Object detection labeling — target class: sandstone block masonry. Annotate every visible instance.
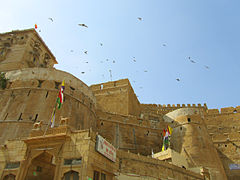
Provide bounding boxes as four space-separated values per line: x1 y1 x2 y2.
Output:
0 29 239 180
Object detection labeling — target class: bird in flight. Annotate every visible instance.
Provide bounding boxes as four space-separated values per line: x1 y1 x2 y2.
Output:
78 24 88 28
106 59 109 61
84 51 88 54
138 17 142 21
100 43 103 46
204 65 210 69
188 57 196 63
133 57 136 62
163 44 167 47
144 70 148 72
176 78 180 81
85 62 88 63
81 72 85 74
113 60 115 63
48 18 53 22
70 50 74 52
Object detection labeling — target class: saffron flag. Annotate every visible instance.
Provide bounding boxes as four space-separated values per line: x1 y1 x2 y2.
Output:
167 125 172 135
34 24 38 29
56 81 65 109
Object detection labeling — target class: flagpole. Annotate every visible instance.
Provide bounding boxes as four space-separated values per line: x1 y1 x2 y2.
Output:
43 102 57 137
43 80 65 137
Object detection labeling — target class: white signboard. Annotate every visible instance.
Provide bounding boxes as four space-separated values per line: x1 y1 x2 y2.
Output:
229 164 240 170
96 135 116 162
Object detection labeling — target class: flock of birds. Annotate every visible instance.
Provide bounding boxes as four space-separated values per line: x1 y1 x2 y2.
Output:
42 17 211 89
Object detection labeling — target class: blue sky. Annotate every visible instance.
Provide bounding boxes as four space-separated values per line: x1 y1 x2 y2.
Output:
1 0 240 109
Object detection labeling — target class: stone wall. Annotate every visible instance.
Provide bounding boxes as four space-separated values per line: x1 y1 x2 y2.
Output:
0 29 57 72
91 79 140 116
164 108 227 180
0 68 97 144
204 107 240 180
118 150 205 180
96 110 167 156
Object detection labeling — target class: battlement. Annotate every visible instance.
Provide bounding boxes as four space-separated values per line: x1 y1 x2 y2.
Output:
206 106 240 115
141 103 207 109
90 79 130 91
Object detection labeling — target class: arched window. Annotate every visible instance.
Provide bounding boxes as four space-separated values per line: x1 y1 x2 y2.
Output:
3 174 16 180
63 171 79 180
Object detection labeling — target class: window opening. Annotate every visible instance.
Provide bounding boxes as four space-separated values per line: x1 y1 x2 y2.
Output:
18 113 22 121
38 80 44 88
27 90 31 96
5 162 20 169
187 118 191 122
4 113 8 120
93 171 100 180
101 173 106 180
36 166 42 172
55 82 61 89
46 91 49 98
34 114 38 122
64 158 82 165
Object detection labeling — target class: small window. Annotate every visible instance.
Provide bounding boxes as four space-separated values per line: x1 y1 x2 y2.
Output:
93 171 100 180
64 158 82 165
187 118 191 122
101 173 106 180
180 127 182 130
146 130 149 136
55 82 61 89
46 91 49 98
34 114 38 122
18 113 22 121
36 166 42 172
38 80 44 88
4 113 8 120
27 90 31 96
70 86 75 91
5 162 20 169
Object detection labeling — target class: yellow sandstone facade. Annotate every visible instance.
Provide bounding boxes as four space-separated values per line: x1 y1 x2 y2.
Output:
0 29 239 180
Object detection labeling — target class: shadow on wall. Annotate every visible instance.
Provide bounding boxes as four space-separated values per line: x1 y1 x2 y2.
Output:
216 149 240 180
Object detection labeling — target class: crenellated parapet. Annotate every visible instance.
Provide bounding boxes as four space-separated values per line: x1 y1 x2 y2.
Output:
140 103 207 116
205 106 240 116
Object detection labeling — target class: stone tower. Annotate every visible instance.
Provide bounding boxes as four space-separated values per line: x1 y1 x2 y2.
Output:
0 29 97 144
0 29 57 72
163 108 227 180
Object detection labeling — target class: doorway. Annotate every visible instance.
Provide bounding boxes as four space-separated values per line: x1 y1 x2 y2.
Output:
25 151 56 180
